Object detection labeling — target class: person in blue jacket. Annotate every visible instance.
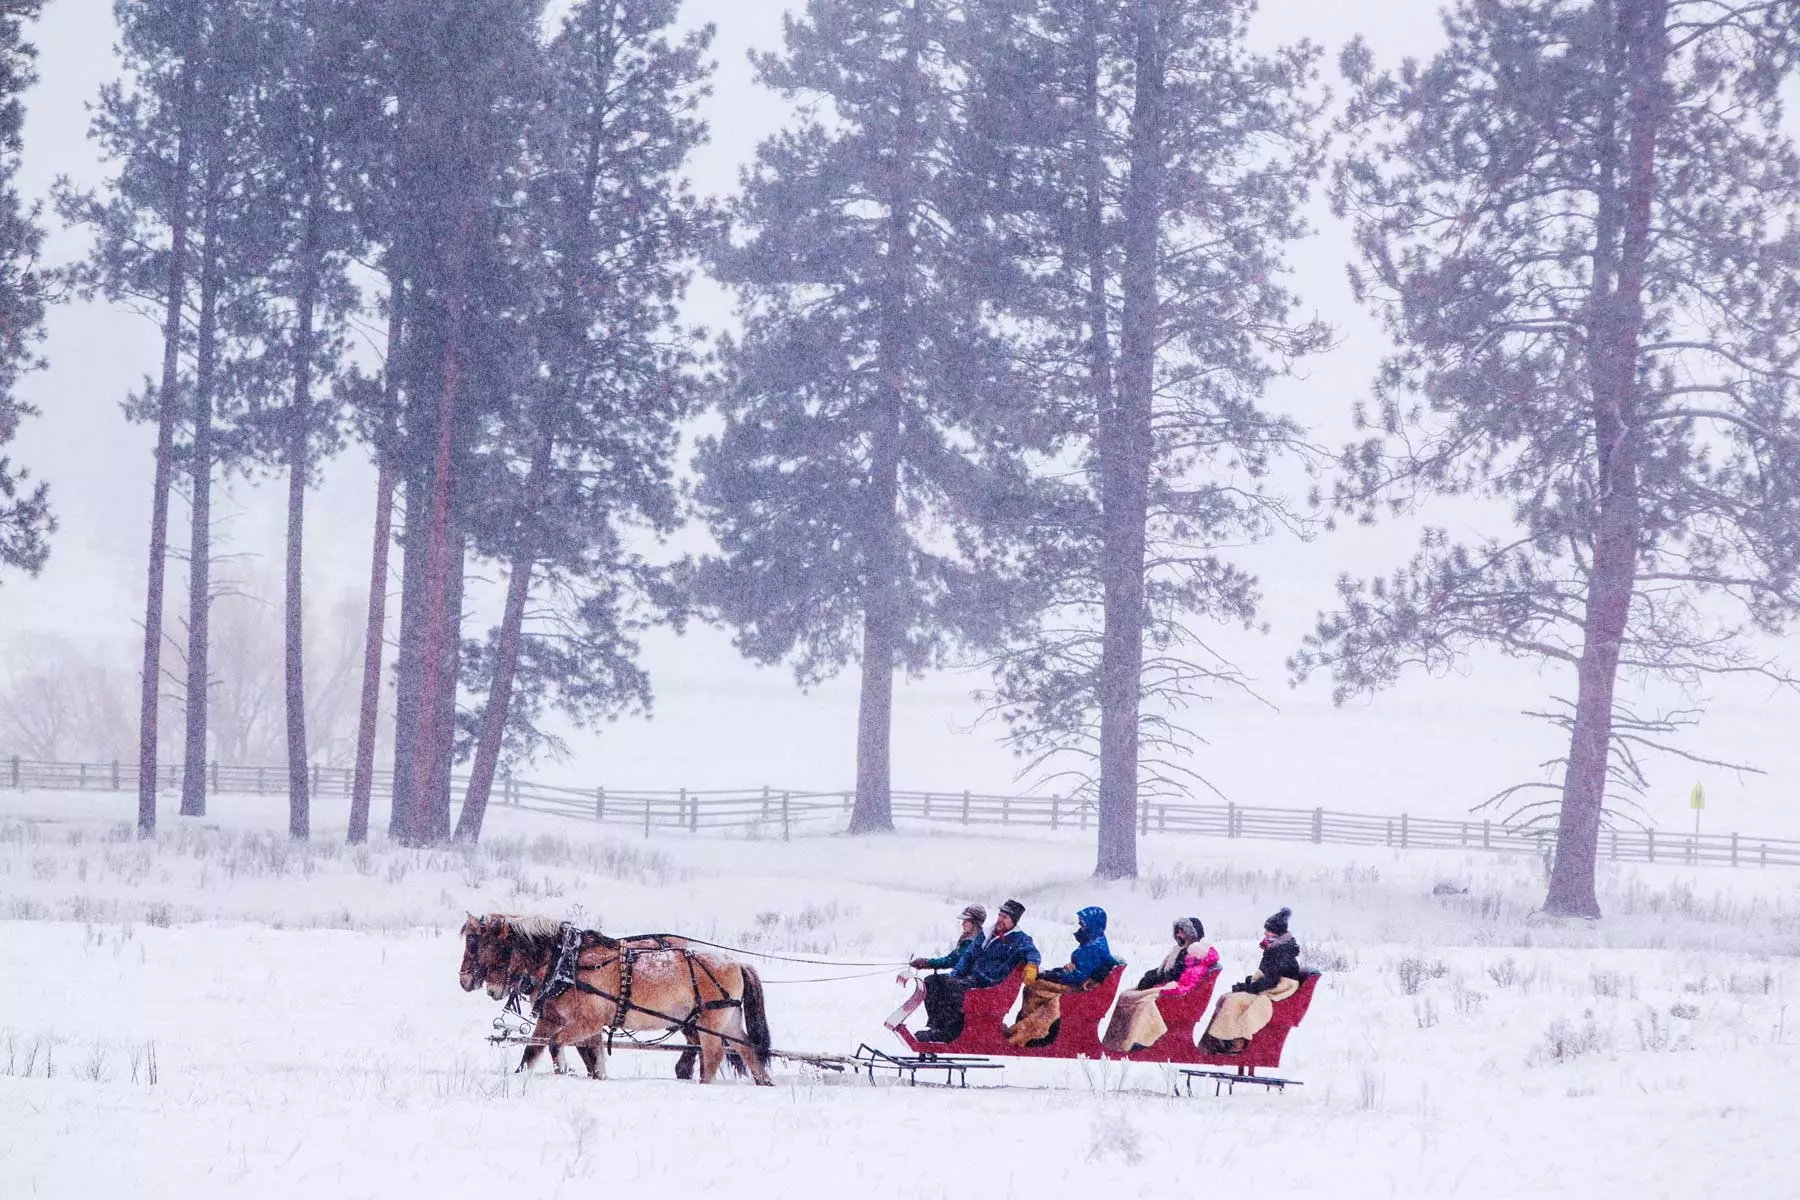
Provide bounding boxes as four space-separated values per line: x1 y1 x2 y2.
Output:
1037 906 1114 987
1004 906 1118 1046
917 898 1040 1042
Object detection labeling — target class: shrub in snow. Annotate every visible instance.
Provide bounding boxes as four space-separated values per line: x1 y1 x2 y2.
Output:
1668 1001 1700 1020
1535 1014 1610 1064
1395 955 1448 995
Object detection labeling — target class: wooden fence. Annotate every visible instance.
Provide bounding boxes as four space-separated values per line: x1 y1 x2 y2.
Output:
5 753 1797 870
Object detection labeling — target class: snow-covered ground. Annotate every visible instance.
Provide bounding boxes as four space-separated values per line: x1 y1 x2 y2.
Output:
2 789 1795 1198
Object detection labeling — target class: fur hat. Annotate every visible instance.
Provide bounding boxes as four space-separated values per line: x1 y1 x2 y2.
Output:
960 904 987 926
1263 906 1292 936
998 898 1026 923
1174 916 1204 942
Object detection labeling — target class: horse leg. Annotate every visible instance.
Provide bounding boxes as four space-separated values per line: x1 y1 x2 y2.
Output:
696 1018 727 1084
516 1044 545 1073
576 1046 601 1078
719 1006 773 1086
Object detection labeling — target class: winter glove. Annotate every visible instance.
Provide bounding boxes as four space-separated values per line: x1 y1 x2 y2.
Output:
1022 964 1038 985
909 958 929 970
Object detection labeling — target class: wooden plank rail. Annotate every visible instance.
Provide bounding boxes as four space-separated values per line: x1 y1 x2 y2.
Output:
6 752 1800 870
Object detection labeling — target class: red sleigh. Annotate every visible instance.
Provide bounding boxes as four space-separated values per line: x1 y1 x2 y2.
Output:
869 962 1315 1091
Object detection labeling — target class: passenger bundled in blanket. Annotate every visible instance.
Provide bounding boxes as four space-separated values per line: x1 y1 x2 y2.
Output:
1101 916 1219 1054
1004 906 1118 1047
1200 906 1303 1054
916 899 1040 1043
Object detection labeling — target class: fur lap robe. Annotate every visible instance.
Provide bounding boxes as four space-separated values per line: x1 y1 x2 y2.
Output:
1004 978 1083 1047
1205 975 1300 1043
1101 986 1168 1054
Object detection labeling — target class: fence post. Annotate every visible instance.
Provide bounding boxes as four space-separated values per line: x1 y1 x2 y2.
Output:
1483 820 1490 850
761 785 771 822
1647 829 1655 863
1158 805 1166 832
1002 794 1010 826
112 760 121 791
1400 812 1409 850
683 787 695 833
311 763 321 797
1611 830 1618 861
1050 795 1060 831
78 762 87 789
1312 807 1323 844
1385 819 1392 848
1080 800 1088 832
209 761 219 793
923 792 932 821
8 755 16 788
781 791 791 842
1139 798 1149 836
644 793 653 838
1731 832 1739 868
595 787 606 822
961 790 970 826
1760 843 1767 868
257 767 265 794
1227 802 1237 839
843 790 851 814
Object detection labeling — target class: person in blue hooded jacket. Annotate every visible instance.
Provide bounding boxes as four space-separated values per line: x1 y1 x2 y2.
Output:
1038 906 1114 987
1005 906 1119 1046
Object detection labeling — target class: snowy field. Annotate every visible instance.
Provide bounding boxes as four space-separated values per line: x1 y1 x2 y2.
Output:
2 790 1796 1198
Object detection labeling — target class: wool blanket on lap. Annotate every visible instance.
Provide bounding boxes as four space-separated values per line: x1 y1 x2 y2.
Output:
1102 987 1168 1053
1205 974 1300 1043
1005 978 1081 1046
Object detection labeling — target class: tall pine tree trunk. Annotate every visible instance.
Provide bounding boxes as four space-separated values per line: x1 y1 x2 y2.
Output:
350 287 402 845
180 178 223 819
1545 0 1665 917
454 435 550 843
138 32 201 838
389 475 426 840
409 210 468 845
422 519 464 841
1095 0 1164 880
850 0 926 836
284 150 324 841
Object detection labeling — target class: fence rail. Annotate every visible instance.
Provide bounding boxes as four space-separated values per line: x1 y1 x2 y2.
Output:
6 753 1797 871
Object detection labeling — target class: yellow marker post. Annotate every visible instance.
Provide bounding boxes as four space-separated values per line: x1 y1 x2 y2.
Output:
1690 783 1705 837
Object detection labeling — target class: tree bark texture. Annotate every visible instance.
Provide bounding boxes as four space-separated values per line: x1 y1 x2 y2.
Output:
1094 0 1164 880
349 288 402 845
285 147 324 841
138 32 201 838
388 476 425 842
179 169 223 819
1545 0 1666 918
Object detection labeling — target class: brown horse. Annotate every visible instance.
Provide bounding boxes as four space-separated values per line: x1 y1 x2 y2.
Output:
462 915 773 1084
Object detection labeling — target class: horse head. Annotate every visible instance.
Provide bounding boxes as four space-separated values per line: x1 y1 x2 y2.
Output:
458 913 489 992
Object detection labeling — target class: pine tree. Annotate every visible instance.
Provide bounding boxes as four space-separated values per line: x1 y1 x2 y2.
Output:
236 0 373 839
452 0 712 842
1300 0 1800 916
967 0 1328 877
378 0 546 844
58 0 212 837
0 0 52 579
694 0 1049 833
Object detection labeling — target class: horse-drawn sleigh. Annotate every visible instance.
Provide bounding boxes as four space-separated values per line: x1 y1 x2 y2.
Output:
459 911 1320 1094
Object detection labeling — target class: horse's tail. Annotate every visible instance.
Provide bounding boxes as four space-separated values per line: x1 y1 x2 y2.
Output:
741 963 773 1061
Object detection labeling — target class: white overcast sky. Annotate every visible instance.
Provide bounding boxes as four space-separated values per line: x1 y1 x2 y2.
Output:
8 0 1800 837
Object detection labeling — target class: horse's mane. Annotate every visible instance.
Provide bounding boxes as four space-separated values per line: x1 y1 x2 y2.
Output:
487 913 567 947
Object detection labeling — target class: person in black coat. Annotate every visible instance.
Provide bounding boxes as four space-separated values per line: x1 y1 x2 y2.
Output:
1232 906 1302 995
